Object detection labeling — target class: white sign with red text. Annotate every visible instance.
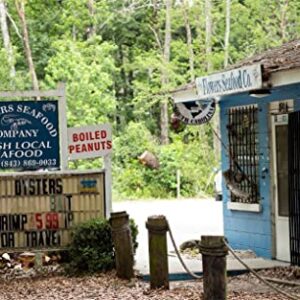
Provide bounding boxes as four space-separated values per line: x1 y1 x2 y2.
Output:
67 124 112 160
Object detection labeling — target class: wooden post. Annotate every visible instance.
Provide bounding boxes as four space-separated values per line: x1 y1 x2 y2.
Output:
110 211 134 280
199 236 228 300
146 215 169 289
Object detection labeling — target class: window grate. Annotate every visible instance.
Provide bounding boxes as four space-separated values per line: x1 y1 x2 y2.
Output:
227 106 259 204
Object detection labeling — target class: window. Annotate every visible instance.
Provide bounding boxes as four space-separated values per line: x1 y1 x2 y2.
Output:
227 105 259 204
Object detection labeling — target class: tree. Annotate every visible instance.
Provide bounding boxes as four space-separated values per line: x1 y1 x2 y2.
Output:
205 0 212 72
160 0 172 145
0 0 15 79
87 0 96 39
182 0 195 81
224 0 231 68
15 0 39 90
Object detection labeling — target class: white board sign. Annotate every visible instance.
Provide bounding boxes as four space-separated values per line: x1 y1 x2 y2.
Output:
67 124 112 160
195 64 262 99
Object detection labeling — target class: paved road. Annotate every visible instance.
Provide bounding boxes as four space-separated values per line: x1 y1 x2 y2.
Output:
113 198 223 272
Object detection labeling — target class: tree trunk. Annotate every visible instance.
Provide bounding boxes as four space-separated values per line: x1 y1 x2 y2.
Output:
87 0 96 39
279 0 288 42
205 0 212 73
160 0 172 145
224 0 230 68
15 0 39 91
0 0 15 78
182 0 195 81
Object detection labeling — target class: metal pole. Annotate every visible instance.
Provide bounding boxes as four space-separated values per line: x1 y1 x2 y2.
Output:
199 235 228 300
146 215 169 289
104 154 112 218
176 169 181 199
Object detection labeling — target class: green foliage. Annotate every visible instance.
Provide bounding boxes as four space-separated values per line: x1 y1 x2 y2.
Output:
67 218 114 273
66 217 138 274
44 37 117 127
1 0 299 199
113 122 216 199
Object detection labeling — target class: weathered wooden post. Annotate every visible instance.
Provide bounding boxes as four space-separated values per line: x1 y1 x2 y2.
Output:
146 215 169 289
110 211 134 279
199 235 228 300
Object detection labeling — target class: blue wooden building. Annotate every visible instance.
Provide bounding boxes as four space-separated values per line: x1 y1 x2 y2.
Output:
172 40 300 264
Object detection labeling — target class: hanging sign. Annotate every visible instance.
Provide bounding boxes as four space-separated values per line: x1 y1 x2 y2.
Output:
68 124 112 160
174 100 216 125
195 64 262 99
0 100 60 170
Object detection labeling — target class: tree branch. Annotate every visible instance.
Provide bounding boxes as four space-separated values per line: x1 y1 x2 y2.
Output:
5 10 22 40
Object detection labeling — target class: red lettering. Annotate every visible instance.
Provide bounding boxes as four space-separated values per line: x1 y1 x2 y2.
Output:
35 213 43 229
69 145 75 154
101 130 107 138
95 131 100 139
79 132 85 141
107 141 112 149
75 144 81 153
45 213 59 229
81 144 87 152
73 133 78 142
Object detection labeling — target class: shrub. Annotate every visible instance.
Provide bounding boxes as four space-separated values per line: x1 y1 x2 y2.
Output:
66 217 138 274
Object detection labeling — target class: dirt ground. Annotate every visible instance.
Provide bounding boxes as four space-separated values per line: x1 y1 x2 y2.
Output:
0 267 299 300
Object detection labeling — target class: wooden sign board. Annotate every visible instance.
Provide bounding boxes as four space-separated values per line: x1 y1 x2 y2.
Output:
0 170 105 251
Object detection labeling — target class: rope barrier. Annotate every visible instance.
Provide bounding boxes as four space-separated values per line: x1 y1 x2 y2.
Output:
167 220 300 299
167 221 202 279
223 239 300 300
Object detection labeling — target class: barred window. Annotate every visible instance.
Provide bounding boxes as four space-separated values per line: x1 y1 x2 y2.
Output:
227 105 259 204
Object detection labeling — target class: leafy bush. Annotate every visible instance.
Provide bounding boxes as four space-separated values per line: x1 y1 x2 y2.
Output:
66 217 138 274
113 124 217 199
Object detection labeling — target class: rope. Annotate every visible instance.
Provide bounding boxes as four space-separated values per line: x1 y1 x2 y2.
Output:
167 220 300 299
166 221 202 279
224 239 300 300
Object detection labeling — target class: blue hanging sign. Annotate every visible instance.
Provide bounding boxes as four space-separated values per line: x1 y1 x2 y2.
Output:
0 100 60 170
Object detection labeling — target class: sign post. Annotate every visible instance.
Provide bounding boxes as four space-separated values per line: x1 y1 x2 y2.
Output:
104 154 112 217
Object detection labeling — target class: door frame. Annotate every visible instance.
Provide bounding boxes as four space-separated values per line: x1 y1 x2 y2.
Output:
271 113 290 261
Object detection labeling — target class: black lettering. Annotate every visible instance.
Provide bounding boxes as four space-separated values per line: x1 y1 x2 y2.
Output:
25 231 31 246
53 231 60 246
42 179 48 195
38 231 45 246
25 230 61 247
36 179 41 194
1 232 7 247
22 180 27 195
11 214 21 230
15 180 21 196
21 214 27 230
2 215 7 231
31 231 37 247
65 194 72 210
56 179 63 194
29 179 35 195
7 232 14 247
48 179 56 194
45 230 52 246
